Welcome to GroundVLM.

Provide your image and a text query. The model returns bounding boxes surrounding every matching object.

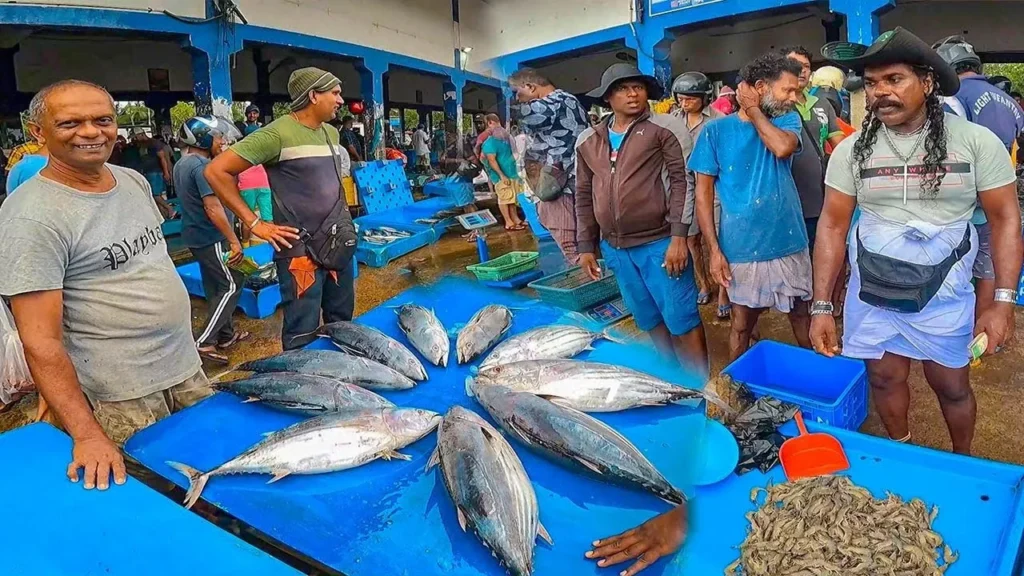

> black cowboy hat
[820,27,960,95]
[587,63,665,101]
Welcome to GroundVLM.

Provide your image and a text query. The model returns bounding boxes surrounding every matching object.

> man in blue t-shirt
[934,35,1024,324]
[689,52,811,361]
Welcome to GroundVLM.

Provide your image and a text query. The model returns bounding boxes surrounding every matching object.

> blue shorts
[145,172,166,196]
[601,237,701,335]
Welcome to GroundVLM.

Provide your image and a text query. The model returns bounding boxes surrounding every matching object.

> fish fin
[382,449,413,461]
[464,376,476,398]
[424,448,440,472]
[260,431,276,438]
[207,367,239,383]
[600,327,629,345]
[242,396,261,403]
[267,469,291,484]
[284,328,321,349]
[573,455,604,475]
[167,461,209,510]
[538,522,554,545]
[536,394,572,408]
[564,311,593,326]
[271,400,327,412]
[456,507,469,532]
[699,388,736,416]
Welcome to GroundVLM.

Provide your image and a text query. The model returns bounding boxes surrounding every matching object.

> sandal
[716,304,731,320]
[198,346,230,365]
[217,330,251,350]
[697,291,711,305]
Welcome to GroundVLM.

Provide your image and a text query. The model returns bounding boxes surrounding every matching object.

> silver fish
[168,407,441,509]
[216,372,394,414]
[472,359,724,412]
[239,349,416,390]
[321,321,428,381]
[474,386,685,504]
[397,304,450,367]
[427,407,551,576]
[457,305,513,364]
[479,325,615,370]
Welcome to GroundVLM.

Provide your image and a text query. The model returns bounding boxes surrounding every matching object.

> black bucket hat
[821,27,960,95]
[587,63,664,101]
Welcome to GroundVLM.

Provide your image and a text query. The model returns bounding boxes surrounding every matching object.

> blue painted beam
[647,0,818,31]
[486,24,634,79]
[829,0,895,45]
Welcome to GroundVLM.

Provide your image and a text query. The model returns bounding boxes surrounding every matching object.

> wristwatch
[809,300,834,316]
[994,288,1017,304]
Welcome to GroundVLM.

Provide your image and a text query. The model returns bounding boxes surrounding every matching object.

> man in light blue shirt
[5,150,47,195]
[689,52,811,361]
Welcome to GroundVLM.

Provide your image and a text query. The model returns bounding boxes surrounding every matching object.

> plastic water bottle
[476,233,489,262]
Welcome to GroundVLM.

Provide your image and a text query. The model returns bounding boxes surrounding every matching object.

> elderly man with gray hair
[206,67,356,350]
[0,79,208,490]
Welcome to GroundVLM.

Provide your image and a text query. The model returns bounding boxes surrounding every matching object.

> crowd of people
[1,26,1023,576]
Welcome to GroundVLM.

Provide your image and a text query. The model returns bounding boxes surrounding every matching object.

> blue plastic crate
[424,179,475,207]
[518,193,551,240]
[354,219,439,268]
[1017,266,1024,305]
[528,260,620,311]
[353,160,414,215]
[721,340,869,430]
[161,218,182,238]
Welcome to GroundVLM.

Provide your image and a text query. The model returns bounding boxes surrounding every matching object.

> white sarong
[844,211,978,369]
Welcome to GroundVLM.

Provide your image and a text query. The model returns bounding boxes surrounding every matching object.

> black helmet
[245,104,260,115]
[990,75,1012,94]
[932,35,981,70]
[671,72,712,99]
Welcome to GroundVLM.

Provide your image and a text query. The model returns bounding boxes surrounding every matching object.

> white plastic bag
[0,300,34,405]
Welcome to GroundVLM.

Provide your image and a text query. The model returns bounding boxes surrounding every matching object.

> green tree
[984,63,1024,94]
[404,109,420,129]
[116,102,153,129]
[273,102,290,119]
[169,101,196,134]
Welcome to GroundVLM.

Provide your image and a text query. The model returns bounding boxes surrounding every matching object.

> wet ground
[3,226,1024,467]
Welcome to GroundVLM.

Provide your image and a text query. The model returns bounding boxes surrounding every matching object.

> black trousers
[193,242,246,347]
[277,256,355,350]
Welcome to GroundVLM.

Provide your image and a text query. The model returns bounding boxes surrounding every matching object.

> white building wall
[461,0,632,63]
[5,0,204,17]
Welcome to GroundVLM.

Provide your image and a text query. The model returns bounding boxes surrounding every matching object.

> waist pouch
[856,225,971,313]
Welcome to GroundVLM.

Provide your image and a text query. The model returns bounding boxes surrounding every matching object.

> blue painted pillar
[184,23,241,119]
[359,57,388,161]
[830,0,896,45]
[443,75,466,159]
[628,28,675,98]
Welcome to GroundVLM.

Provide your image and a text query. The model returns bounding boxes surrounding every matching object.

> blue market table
[0,423,300,576]
[124,277,1024,576]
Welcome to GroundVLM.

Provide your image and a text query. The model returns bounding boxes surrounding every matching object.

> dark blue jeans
[276,257,355,350]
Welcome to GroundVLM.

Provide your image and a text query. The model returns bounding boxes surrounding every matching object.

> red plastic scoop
[780,411,850,481]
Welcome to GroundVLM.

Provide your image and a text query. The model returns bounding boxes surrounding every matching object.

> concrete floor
[3,227,1024,467]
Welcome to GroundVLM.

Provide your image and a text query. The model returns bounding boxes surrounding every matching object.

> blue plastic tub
[721,340,869,430]
[355,218,439,268]
[518,193,551,240]
[161,218,182,238]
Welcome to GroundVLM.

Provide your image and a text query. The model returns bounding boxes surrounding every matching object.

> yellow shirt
[5,141,42,172]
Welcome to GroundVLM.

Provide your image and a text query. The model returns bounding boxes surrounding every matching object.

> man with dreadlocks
[813,28,1023,454]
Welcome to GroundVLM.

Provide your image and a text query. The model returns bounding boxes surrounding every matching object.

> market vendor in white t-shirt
[811,28,1023,455]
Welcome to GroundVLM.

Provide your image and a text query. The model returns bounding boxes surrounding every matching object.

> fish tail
[701,387,736,416]
[600,326,628,345]
[167,461,210,510]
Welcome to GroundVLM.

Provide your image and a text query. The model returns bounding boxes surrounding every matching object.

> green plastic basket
[466,251,540,281]
[528,260,620,311]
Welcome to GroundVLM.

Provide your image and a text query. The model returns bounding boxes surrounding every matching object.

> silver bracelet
[994,288,1017,304]
[809,300,834,316]
[248,217,261,230]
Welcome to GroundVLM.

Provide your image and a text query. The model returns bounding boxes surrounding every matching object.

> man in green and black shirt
[205,67,354,349]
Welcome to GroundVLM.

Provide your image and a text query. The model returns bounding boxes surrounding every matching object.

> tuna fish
[473,385,685,504]
[168,407,440,509]
[472,359,726,413]
[479,324,618,370]
[427,406,551,576]
[456,305,513,364]
[397,304,450,367]
[321,321,428,381]
[216,372,395,414]
[238,349,416,390]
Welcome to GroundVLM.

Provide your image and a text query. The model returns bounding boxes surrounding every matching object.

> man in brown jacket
[575,63,708,375]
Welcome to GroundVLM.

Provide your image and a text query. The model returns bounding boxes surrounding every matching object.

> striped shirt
[231,115,351,259]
